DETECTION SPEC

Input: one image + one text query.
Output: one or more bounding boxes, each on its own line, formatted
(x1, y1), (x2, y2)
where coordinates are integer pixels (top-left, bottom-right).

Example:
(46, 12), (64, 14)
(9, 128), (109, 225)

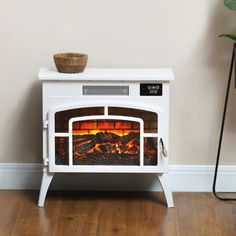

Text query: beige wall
(0, 0), (236, 164)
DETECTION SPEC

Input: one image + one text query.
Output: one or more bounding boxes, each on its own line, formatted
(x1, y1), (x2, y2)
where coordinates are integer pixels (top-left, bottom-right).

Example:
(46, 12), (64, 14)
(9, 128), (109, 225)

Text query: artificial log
(73, 153), (140, 165)
(55, 131), (157, 166)
(72, 131), (141, 165)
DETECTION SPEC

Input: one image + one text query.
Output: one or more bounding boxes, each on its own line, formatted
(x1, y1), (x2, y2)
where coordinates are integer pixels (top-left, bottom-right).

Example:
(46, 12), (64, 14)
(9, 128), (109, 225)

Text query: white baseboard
(0, 163), (235, 192)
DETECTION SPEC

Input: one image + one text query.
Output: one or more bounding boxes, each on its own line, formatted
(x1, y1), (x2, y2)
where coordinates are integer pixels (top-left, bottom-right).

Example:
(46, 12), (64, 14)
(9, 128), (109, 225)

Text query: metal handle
(160, 138), (167, 157)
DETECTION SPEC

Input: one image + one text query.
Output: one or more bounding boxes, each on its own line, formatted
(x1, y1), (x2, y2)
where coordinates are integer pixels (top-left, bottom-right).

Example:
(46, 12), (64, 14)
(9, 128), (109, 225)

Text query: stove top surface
(38, 68), (174, 82)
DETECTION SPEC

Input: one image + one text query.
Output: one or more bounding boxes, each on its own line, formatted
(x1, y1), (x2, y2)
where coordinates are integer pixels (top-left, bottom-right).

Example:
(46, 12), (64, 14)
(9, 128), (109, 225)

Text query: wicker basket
(53, 53), (88, 73)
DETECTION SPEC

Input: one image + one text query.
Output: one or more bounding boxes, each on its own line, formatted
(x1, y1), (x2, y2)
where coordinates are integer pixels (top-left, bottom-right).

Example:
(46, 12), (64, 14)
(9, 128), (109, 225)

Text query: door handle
(160, 138), (167, 157)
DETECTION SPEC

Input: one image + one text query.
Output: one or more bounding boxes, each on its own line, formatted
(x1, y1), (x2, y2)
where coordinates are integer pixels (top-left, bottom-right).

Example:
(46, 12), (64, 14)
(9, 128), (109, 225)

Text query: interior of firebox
(72, 120), (140, 165)
(54, 107), (158, 166)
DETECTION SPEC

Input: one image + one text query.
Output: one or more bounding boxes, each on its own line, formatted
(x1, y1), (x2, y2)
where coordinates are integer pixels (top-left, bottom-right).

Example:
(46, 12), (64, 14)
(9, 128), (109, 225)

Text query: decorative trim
(0, 163), (235, 192)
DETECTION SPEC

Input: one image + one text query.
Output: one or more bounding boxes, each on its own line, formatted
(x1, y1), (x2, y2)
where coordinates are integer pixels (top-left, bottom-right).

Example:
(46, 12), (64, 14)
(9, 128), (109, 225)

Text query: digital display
(140, 83), (162, 96)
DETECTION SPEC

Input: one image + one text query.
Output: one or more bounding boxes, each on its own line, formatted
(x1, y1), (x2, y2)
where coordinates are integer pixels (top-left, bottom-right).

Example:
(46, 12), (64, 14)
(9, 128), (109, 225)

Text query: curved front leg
(158, 173), (174, 208)
(38, 167), (54, 207)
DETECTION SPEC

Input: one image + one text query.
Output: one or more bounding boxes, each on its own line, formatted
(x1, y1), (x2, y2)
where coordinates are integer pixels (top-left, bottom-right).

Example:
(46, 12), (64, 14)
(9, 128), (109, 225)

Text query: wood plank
(0, 191), (25, 236)
(0, 191), (235, 236)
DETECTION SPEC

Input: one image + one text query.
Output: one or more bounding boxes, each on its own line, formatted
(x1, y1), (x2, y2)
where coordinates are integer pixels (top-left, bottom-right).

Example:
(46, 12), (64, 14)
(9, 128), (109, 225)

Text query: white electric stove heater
(38, 68), (174, 207)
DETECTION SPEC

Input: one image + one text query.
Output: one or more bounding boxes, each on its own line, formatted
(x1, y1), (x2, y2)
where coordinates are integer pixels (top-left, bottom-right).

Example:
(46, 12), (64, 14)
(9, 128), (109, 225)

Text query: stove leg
(38, 168), (54, 207)
(157, 173), (174, 208)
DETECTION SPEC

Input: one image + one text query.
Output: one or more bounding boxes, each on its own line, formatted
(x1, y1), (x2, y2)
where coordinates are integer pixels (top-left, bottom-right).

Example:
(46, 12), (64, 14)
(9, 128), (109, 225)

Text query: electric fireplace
(38, 68), (174, 207)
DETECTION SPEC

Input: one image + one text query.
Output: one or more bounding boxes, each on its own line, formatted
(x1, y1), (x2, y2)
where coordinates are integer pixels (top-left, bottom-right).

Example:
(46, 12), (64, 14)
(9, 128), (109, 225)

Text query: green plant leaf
(224, 0), (236, 10)
(219, 34), (236, 41)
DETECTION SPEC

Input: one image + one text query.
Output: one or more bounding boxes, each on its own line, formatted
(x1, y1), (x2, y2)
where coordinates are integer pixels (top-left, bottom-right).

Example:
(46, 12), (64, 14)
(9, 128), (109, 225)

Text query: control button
(140, 83), (162, 96)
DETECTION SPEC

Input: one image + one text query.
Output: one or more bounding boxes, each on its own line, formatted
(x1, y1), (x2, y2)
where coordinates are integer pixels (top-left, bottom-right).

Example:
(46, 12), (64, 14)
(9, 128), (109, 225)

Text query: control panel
(140, 83), (162, 96)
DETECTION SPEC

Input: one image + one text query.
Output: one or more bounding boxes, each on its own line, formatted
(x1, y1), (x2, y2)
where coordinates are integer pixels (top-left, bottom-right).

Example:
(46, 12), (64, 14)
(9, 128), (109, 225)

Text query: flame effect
(73, 129), (139, 136)
(55, 120), (157, 166)
(73, 131), (140, 156)
(73, 119), (139, 136)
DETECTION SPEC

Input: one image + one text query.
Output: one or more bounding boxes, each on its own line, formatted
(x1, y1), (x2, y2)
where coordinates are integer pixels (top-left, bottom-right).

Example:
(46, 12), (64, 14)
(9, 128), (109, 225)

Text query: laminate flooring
(0, 191), (235, 236)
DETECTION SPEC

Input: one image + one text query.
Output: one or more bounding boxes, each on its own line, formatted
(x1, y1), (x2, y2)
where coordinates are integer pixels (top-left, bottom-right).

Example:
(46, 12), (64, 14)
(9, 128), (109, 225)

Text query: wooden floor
(0, 191), (235, 236)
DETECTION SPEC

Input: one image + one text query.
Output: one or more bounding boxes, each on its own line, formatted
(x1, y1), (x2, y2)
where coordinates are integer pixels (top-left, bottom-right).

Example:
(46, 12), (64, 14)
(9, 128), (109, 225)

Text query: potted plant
(220, 0), (236, 40)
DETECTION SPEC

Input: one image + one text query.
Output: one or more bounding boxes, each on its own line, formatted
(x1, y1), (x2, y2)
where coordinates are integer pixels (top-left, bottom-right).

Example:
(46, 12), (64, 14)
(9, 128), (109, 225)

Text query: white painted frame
(48, 104), (164, 173)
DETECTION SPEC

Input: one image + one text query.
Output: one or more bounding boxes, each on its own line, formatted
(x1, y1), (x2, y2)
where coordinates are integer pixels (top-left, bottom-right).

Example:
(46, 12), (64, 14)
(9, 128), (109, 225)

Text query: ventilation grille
(83, 86), (129, 96)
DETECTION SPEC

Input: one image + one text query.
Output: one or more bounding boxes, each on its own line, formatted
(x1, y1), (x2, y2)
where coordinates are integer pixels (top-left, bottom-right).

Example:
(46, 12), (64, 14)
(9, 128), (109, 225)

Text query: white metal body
(38, 68), (174, 208)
